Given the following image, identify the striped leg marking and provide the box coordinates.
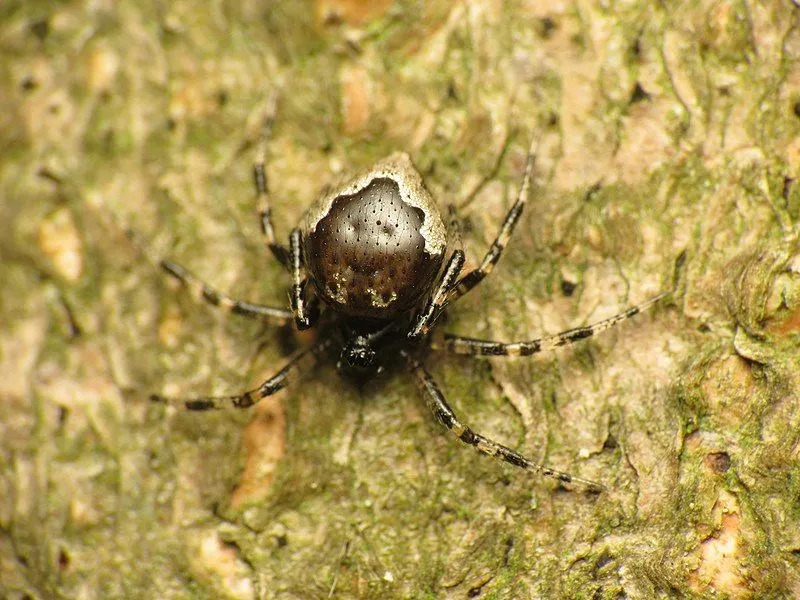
[443,290,671,356]
[407,250,466,341]
[151,340,328,410]
[289,228,316,330]
[255,94,290,268]
[447,137,538,304]
[405,354,603,492]
[160,259,292,322]
[96,208,292,323]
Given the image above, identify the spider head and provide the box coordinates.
[337,321,395,380]
[339,336,377,374]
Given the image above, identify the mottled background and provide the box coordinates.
[1,1,799,598]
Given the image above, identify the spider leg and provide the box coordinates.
[404,352,603,491]
[254,93,291,268]
[407,250,465,341]
[151,339,330,410]
[112,218,291,323]
[442,290,671,356]
[289,228,318,330]
[160,259,292,322]
[446,137,538,304]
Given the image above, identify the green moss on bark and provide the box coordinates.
[2,1,799,598]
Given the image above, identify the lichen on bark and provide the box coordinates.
[1,1,799,598]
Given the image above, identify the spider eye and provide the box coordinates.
[342,341,376,370]
[350,346,375,369]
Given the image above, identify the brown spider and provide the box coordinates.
[150,107,679,492]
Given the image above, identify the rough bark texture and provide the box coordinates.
[1,1,799,598]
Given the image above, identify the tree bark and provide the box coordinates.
[1,1,799,598]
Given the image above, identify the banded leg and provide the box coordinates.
[289,228,317,330]
[160,259,292,322]
[407,250,466,341]
[255,94,290,268]
[151,339,330,410]
[447,137,538,304]
[405,353,603,491]
[443,290,671,356]
[117,220,291,322]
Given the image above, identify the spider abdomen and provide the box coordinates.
[302,153,446,319]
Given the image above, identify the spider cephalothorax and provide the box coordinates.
[151,106,678,491]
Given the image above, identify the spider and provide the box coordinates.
[150,110,677,492]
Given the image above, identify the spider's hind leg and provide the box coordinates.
[407,250,465,341]
[288,228,319,330]
[405,206,467,341]
[254,92,291,268]
[446,136,539,305]
[113,220,293,324]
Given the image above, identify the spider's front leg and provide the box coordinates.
[445,136,539,305]
[402,351,603,492]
